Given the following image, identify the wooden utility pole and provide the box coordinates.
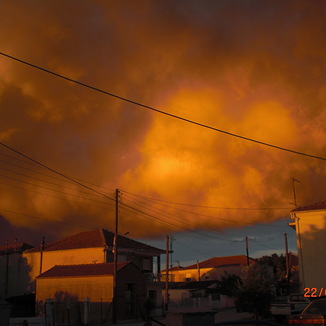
[165,235,169,311]
[112,188,119,324]
[284,232,289,281]
[39,236,45,275]
[169,235,174,271]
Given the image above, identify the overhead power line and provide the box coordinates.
[0,207,96,230]
[119,200,236,242]
[122,189,292,211]
[0,142,115,203]
[121,192,283,228]
[0,51,326,161]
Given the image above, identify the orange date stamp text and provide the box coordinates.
[304,287,326,298]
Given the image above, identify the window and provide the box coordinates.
[185,273,192,282]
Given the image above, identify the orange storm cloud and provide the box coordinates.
[0,1,326,240]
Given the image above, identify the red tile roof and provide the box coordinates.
[37,261,130,278]
[25,229,164,254]
[0,242,33,255]
[184,255,253,270]
[292,200,326,212]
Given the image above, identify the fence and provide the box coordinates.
[169,296,214,312]
[42,298,113,325]
[168,295,235,313]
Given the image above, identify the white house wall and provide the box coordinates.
[292,210,326,290]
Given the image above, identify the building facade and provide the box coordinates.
[23,229,165,291]
[36,261,147,322]
[290,201,326,291]
[162,255,253,282]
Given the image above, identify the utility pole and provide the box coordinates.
[169,235,174,271]
[246,236,250,266]
[284,232,289,284]
[39,236,45,275]
[112,188,119,324]
[165,235,169,312]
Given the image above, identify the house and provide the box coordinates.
[36,261,147,323]
[290,200,326,291]
[162,255,253,282]
[23,229,165,289]
[0,242,33,298]
[23,229,165,317]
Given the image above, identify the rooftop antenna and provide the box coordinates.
[291,178,300,207]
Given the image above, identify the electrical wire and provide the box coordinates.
[1,51,326,161]
[0,142,290,254]
[0,155,116,195]
[0,142,116,202]
[119,200,253,243]
[0,149,289,230]
[0,207,98,230]
[0,178,116,213]
[0,164,116,207]
[121,191,288,228]
[120,192,228,232]
[122,189,292,211]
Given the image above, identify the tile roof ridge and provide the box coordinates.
[49,261,131,268]
[25,229,105,252]
[24,238,59,253]
[292,200,326,212]
[180,254,253,269]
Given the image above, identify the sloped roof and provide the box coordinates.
[184,255,253,270]
[25,229,164,255]
[37,261,130,278]
[0,242,34,255]
[168,266,184,272]
[292,200,326,212]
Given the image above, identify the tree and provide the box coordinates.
[218,273,242,296]
[235,260,274,319]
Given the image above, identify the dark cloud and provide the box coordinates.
[0,0,326,242]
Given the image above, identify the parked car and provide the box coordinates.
[288,297,326,325]
[270,293,310,319]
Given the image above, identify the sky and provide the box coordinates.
[0,0,325,267]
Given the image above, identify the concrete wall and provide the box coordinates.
[292,210,326,290]
[36,275,113,303]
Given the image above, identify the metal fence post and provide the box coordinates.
[84,297,90,325]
